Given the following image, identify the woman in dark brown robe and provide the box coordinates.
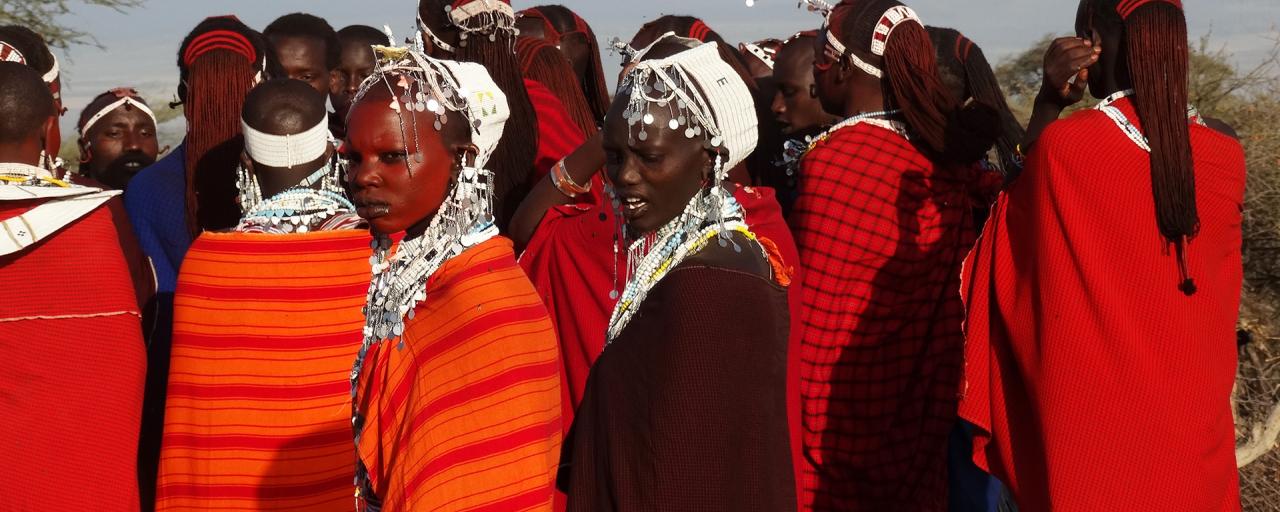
[556,36,797,512]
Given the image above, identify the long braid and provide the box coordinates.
[1124,2,1198,246]
[183,52,253,236]
[175,16,267,237]
[524,5,610,125]
[421,0,537,230]
[928,26,1027,178]
[516,36,598,137]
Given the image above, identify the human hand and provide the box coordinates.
[1038,37,1100,108]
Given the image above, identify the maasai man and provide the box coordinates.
[516,5,611,125]
[417,0,583,230]
[928,27,1025,181]
[265,13,340,98]
[264,13,343,134]
[75,87,161,190]
[794,1,999,509]
[124,16,274,508]
[958,0,1246,509]
[556,39,795,511]
[332,25,391,138]
[0,61,150,511]
[155,79,366,511]
[771,30,839,216]
[347,46,561,511]
[0,25,66,173]
[516,36,598,138]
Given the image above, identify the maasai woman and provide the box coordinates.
[556,40,796,512]
[347,46,561,511]
[516,4,611,126]
[417,0,583,229]
[155,79,366,511]
[958,0,1246,509]
[793,1,999,510]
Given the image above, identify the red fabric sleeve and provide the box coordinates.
[525,79,587,179]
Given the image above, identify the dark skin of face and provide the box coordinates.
[772,38,838,135]
[603,83,716,236]
[345,85,470,236]
[79,105,159,190]
[272,36,337,98]
[332,40,378,122]
[811,26,886,118]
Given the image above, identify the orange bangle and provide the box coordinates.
[550,158,591,197]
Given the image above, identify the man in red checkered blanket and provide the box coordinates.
[791,1,1001,510]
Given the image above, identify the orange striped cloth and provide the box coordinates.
[354,236,562,511]
[156,229,373,511]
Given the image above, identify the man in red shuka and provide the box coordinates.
[958,0,1246,510]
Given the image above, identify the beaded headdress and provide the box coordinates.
[416,0,518,54]
[816,2,921,79]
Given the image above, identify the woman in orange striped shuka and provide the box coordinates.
[346,46,561,512]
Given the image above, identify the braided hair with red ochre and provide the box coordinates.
[1095,0,1199,292]
[831,0,997,165]
[515,36,598,137]
[176,16,269,236]
[520,5,610,126]
[419,0,538,231]
[928,26,1027,179]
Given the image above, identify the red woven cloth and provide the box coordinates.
[526,78,586,180]
[959,98,1245,511]
[519,185,805,508]
[792,122,990,511]
[0,197,147,511]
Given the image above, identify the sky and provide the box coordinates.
[48,0,1280,134]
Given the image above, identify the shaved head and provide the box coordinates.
[242,78,327,136]
[0,61,54,143]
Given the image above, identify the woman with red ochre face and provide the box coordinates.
[344,79,470,236]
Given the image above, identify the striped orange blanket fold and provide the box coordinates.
[354,236,562,512]
[156,229,372,511]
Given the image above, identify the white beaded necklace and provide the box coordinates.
[808,109,905,152]
[605,186,761,342]
[1094,89,1204,152]
[235,162,356,234]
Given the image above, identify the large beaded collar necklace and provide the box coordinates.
[234,160,358,234]
[606,185,756,342]
[0,162,70,188]
[1094,89,1204,153]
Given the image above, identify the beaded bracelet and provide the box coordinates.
[550,158,591,197]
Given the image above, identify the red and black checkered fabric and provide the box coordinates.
[792,122,984,511]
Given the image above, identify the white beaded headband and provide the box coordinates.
[80,96,157,137]
[241,115,330,168]
[822,3,921,79]
[741,42,777,70]
[0,41,59,84]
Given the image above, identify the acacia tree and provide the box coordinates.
[0,0,142,49]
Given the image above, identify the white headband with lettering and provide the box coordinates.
[80,97,157,137]
[241,116,330,168]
